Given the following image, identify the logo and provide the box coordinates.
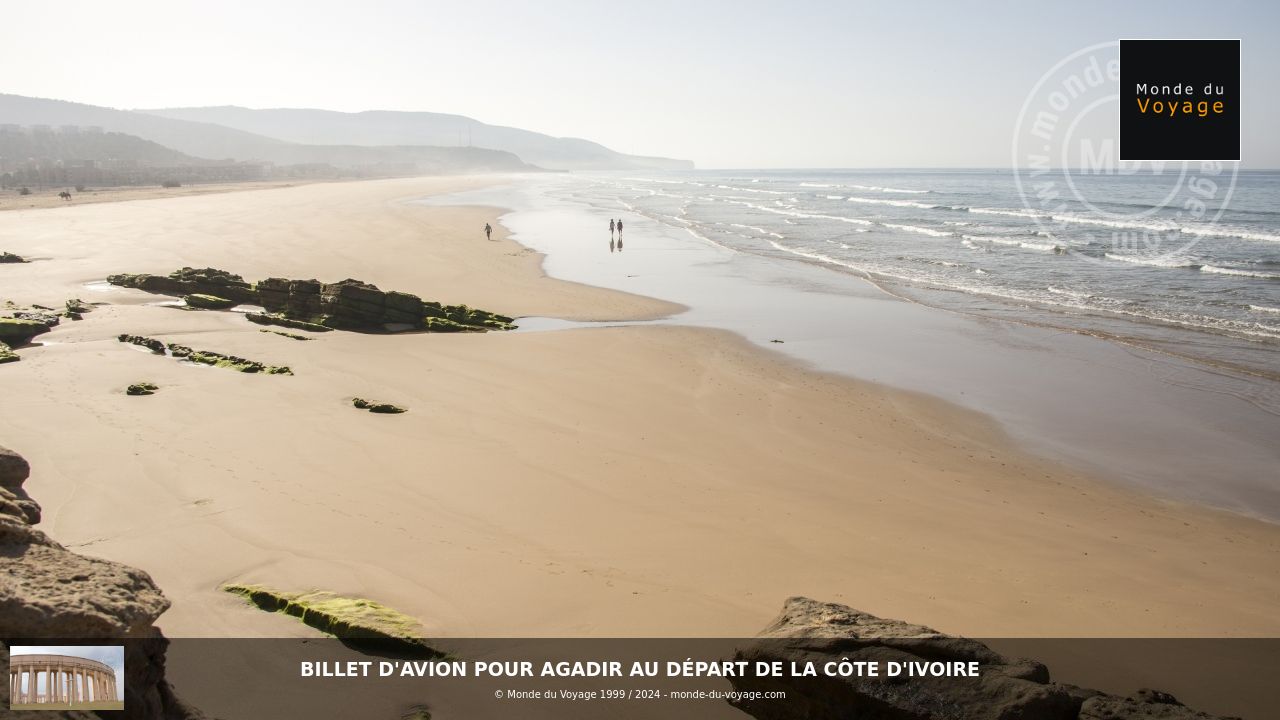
[1012,41,1239,264]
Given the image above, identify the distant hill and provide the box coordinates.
[137,106,693,171]
[0,94,536,173]
[0,128,202,165]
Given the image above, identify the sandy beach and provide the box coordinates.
[1,174,1278,643]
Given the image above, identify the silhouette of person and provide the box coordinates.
[484,223,492,240]
[616,218,624,237]
[609,218,615,237]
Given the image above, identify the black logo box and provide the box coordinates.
[1120,39,1240,161]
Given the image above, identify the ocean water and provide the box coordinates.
[555,169,1280,381]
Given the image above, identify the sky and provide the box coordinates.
[2,0,1277,168]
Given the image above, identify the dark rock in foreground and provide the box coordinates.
[0,444,31,489]
[0,250,27,263]
[0,446,39,524]
[0,340,17,364]
[0,444,209,719]
[127,382,159,396]
[729,597,1239,720]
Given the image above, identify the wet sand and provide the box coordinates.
[0,175,1277,641]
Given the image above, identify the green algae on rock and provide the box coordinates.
[183,293,238,310]
[353,397,408,414]
[0,317,51,346]
[221,583,439,655]
[166,343,293,375]
[126,382,159,396]
[108,266,259,304]
[0,341,17,364]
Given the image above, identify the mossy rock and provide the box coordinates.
[126,382,159,396]
[184,293,238,310]
[0,341,17,364]
[0,251,27,264]
[353,397,407,414]
[221,583,440,656]
[118,333,167,354]
[422,317,483,333]
[0,317,51,345]
[166,343,292,374]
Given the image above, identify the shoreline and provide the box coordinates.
[435,175,1280,524]
[1,174,1278,640]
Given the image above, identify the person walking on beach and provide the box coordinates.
[616,218,624,238]
[484,222,492,240]
[609,218,615,238]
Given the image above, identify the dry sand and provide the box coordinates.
[0,175,1277,641]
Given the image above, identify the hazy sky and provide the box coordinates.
[3,0,1277,167]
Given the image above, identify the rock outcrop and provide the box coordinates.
[0,251,27,263]
[256,276,514,332]
[107,267,258,305]
[0,444,208,719]
[127,382,159,396]
[729,597,1240,720]
[352,397,407,414]
[107,267,515,333]
[0,317,51,346]
[0,341,17,364]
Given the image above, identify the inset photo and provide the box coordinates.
[7,645,124,711]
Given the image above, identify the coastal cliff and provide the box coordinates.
[0,445,208,720]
